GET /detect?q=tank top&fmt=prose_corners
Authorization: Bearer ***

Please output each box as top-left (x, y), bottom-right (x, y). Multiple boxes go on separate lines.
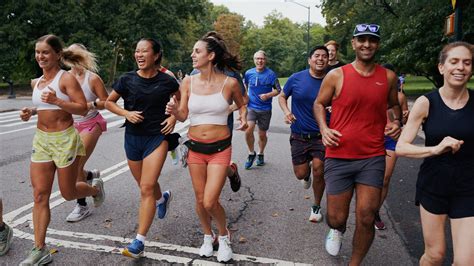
top-left (32, 70), bottom-right (70, 110)
top-left (326, 64), bottom-right (389, 159)
top-left (188, 76), bottom-right (230, 126)
top-left (73, 70), bottom-right (99, 122)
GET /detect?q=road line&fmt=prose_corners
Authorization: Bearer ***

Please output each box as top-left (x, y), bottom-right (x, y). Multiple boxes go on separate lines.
top-left (0, 125), bottom-right (37, 135)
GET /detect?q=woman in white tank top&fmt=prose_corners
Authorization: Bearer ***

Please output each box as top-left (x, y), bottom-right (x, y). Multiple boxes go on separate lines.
top-left (62, 43), bottom-right (109, 223)
top-left (18, 35), bottom-right (105, 265)
top-left (166, 32), bottom-right (247, 263)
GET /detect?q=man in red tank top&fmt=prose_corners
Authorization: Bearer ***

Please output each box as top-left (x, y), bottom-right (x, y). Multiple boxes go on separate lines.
top-left (314, 24), bottom-right (402, 264)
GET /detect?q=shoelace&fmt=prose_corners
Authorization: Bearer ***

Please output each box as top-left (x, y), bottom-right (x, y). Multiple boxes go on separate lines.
top-left (312, 206), bottom-right (321, 214)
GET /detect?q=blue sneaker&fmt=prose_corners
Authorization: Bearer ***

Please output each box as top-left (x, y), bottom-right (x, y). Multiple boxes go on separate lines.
top-left (157, 190), bottom-right (172, 219)
top-left (122, 239), bottom-right (144, 258)
top-left (244, 152), bottom-right (256, 169)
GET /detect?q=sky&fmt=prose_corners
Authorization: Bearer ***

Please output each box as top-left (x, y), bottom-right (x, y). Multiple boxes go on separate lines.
top-left (209, 0), bottom-right (326, 27)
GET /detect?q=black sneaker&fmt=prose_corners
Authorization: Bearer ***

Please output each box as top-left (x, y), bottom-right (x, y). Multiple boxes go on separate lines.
top-left (228, 162), bottom-right (241, 192)
top-left (244, 152), bottom-right (256, 169)
top-left (256, 154), bottom-right (264, 166)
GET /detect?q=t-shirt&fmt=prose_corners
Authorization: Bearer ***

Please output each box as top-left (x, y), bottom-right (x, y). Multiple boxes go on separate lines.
top-left (326, 61), bottom-right (345, 73)
top-left (244, 67), bottom-right (278, 111)
top-left (112, 71), bottom-right (179, 135)
top-left (283, 69), bottom-right (328, 133)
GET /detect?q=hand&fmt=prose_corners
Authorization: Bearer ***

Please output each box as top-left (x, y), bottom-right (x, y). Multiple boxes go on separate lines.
top-left (321, 127), bottom-right (342, 147)
top-left (384, 121), bottom-right (401, 140)
top-left (259, 93), bottom-right (270, 101)
top-left (160, 116), bottom-right (176, 135)
top-left (402, 110), bottom-right (410, 124)
top-left (20, 107), bottom-right (33, 121)
top-left (165, 95), bottom-right (178, 115)
top-left (433, 136), bottom-right (464, 155)
top-left (284, 112), bottom-right (296, 124)
top-left (125, 111), bottom-right (144, 124)
top-left (235, 115), bottom-right (248, 131)
top-left (41, 86), bottom-right (59, 105)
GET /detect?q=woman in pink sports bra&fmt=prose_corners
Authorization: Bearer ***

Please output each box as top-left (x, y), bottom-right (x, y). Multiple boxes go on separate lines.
top-left (62, 43), bottom-right (109, 222)
top-left (166, 32), bottom-right (247, 263)
top-left (18, 34), bottom-right (105, 265)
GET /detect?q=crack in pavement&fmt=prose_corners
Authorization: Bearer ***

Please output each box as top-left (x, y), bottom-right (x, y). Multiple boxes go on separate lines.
top-left (228, 185), bottom-right (255, 228)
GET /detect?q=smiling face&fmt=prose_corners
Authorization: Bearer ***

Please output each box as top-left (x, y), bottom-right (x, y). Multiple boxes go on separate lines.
top-left (351, 35), bottom-right (379, 63)
top-left (326, 44), bottom-right (337, 62)
top-left (439, 46), bottom-right (473, 88)
top-left (191, 40), bottom-right (213, 69)
top-left (35, 41), bottom-right (60, 70)
top-left (134, 40), bottom-right (159, 70)
top-left (308, 48), bottom-right (329, 75)
top-left (253, 52), bottom-right (266, 71)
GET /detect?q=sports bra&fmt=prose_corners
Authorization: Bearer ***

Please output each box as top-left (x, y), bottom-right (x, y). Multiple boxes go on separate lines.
top-left (32, 70), bottom-right (70, 110)
top-left (73, 70), bottom-right (99, 121)
top-left (188, 76), bottom-right (230, 126)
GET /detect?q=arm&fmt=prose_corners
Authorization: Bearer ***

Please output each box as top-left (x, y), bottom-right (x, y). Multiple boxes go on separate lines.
top-left (44, 72), bottom-right (87, 115)
top-left (398, 91), bottom-right (409, 124)
top-left (229, 73), bottom-right (248, 112)
top-left (385, 70), bottom-right (402, 139)
top-left (105, 90), bottom-right (143, 124)
top-left (89, 73), bottom-right (109, 110)
top-left (260, 79), bottom-right (282, 101)
top-left (229, 78), bottom-right (248, 131)
top-left (20, 80), bottom-right (39, 121)
top-left (314, 70), bottom-right (342, 147)
top-left (166, 76), bottom-right (190, 122)
top-left (278, 84), bottom-right (296, 124)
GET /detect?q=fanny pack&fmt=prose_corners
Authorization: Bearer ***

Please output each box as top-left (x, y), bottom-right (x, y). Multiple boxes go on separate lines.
top-left (184, 136), bottom-right (231, 155)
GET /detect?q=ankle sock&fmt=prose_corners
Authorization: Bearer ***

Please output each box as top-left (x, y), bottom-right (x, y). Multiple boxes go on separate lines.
top-left (0, 223), bottom-right (5, 231)
top-left (86, 171), bottom-right (93, 181)
top-left (77, 198), bottom-right (87, 206)
top-left (136, 234), bottom-right (146, 243)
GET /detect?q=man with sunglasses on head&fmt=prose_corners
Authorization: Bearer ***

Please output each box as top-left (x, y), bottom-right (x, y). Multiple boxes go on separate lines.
top-left (314, 23), bottom-right (401, 264)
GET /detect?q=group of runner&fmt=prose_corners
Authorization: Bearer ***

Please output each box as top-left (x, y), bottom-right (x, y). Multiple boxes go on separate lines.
top-left (0, 23), bottom-right (473, 265)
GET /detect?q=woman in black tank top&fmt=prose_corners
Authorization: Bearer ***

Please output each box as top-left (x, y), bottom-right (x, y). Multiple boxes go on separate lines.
top-left (396, 42), bottom-right (474, 265)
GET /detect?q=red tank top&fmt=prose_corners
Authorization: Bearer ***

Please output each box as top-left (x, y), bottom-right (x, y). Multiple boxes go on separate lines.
top-left (326, 64), bottom-right (388, 159)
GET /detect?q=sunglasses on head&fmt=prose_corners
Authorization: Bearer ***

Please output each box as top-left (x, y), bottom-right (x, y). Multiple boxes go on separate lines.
top-left (356, 24), bottom-right (380, 32)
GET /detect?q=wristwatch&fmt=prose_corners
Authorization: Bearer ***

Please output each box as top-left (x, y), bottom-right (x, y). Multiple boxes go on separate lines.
top-left (93, 99), bottom-right (99, 108)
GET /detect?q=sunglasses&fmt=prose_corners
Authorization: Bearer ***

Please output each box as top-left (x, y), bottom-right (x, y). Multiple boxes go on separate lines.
top-left (355, 24), bottom-right (380, 32)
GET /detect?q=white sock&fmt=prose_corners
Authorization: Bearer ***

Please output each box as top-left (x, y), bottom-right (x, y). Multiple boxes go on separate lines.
top-left (157, 196), bottom-right (165, 204)
top-left (136, 234), bottom-right (146, 243)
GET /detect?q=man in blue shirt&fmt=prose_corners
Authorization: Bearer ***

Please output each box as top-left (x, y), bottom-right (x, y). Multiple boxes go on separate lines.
top-left (278, 45), bottom-right (329, 223)
top-left (244, 50), bottom-right (281, 169)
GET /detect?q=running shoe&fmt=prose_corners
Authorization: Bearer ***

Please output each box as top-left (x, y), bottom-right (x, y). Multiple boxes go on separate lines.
top-left (325, 229), bottom-right (343, 256)
top-left (90, 169), bottom-right (100, 179)
top-left (19, 246), bottom-right (52, 265)
top-left (374, 211), bottom-right (386, 230)
top-left (199, 234), bottom-right (217, 257)
top-left (301, 175), bottom-right (312, 189)
top-left (122, 239), bottom-right (144, 259)
top-left (66, 203), bottom-right (91, 222)
top-left (228, 162), bottom-right (241, 192)
top-left (170, 150), bottom-right (179, 165)
top-left (0, 223), bottom-right (13, 256)
top-left (244, 152), bottom-right (256, 169)
top-left (92, 177), bottom-right (105, 207)
top-left (309, 205), bottom-right (323, 223)
top-left (217, 235), bottom-right (233, 262)
top-left (256, 154), bottom-right (265, 166)
top-left (178, 144), bottom-right (188, 168)
top-left (157, 190), bottom-right (172, 219)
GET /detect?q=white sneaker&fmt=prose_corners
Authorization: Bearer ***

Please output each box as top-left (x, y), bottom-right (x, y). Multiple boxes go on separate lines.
top-left (66, 204), bottom-right (91, 222)
top-left (199, 234), bottom-right (216, 257)
top-left (301, 175), bottom-right (312, 189)
top-left (217, 235), bottom-right (233, 262)
top-left (309, 205), bottom-right (323, 223)
top-left (325, 229), bottom-right (343, 256)
top-left (92, 178), bottom-right (105, 207)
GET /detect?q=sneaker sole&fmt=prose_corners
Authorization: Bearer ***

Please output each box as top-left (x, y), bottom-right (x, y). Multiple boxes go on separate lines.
top-left (36, 253), bottom-right (53, 265)
top-left (374, 224), bottom-right (386, 230)
top-left (92, 179), bottom-right (105, 208)
top-left (309, 217), bottom-right (323, 223)
top-left (122, 249), bottom-right (143, 259)
top-left (66, 209), bottom-right (92, 222)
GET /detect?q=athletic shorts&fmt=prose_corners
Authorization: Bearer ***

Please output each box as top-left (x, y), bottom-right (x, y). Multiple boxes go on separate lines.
top-left (31, 126), bottom-right (86, 168)
top-left (187, 135), bottom-right (232, 165)
top-left (74, 112), bottom-right (107, 134)
top-left (290, 133), bottom-right (325, 165)
top-left (247, 108), bottom-right (272, 131)
top-left (324, 156), bottom-right (385, 195)
top-left (124, 133), bottom-right (166, 161)
top-left (384, 136), bottom-right (397, 151)
top-left (416, 189), bottom-right (474, 219)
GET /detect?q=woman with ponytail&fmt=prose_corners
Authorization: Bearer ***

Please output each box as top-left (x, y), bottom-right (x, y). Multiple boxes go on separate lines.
top-left (166, 32), bottom-right (247, 263)
top-left (19, 34), bottom-right (105, 265)
top-left (62, 44), bottom-right (109, 222)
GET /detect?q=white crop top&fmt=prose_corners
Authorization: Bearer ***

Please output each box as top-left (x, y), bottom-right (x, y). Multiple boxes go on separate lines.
top-left (188, 76), bottom-right (230, 126)
top-left (73, 70), bottom-right (99, 122)
top-left (32, 70), bottom-right (70, 111)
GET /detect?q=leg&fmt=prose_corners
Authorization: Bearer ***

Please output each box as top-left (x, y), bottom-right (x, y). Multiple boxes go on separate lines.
top-left (312, 158), bottom-right (325, 206)
top-left (292, 162), bottom-right (311, 181)
top-left (451, 216), bottom-right (474, 265)
top-left (419, 205), bottom-right (447, 266)
top-left (57, 157), bottom-right (99, 201)
top-left (203, 164), bottom-right (228, 236)
top-left (136, 141), bottom-right (168, 236)
top-left (379, 150), bottom-right (397, 209)
top-left (189, 163), bottom-right (212, 235)
top-left (326, 189), bottom-right (353, 231)
top-left (77, 125), bottom-right (103, 183)
top-left (257, 128), bottom-right (267, 154)
top-left (30, 162), bottom-right (56, 248)
top-left (350, 184), bottom-right (382, 265)
top-left (245, 122), bottom-right (256, 153)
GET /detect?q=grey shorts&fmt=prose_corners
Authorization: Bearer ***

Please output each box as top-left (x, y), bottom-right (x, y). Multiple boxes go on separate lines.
top-left (324, 156), bottom-right (385, 195)
top-left (247, 108), bottom-right (272, 131)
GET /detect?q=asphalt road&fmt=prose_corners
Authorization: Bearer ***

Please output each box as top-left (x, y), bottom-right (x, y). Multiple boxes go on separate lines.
top-left (0, 96), bottom-right (453, 265)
